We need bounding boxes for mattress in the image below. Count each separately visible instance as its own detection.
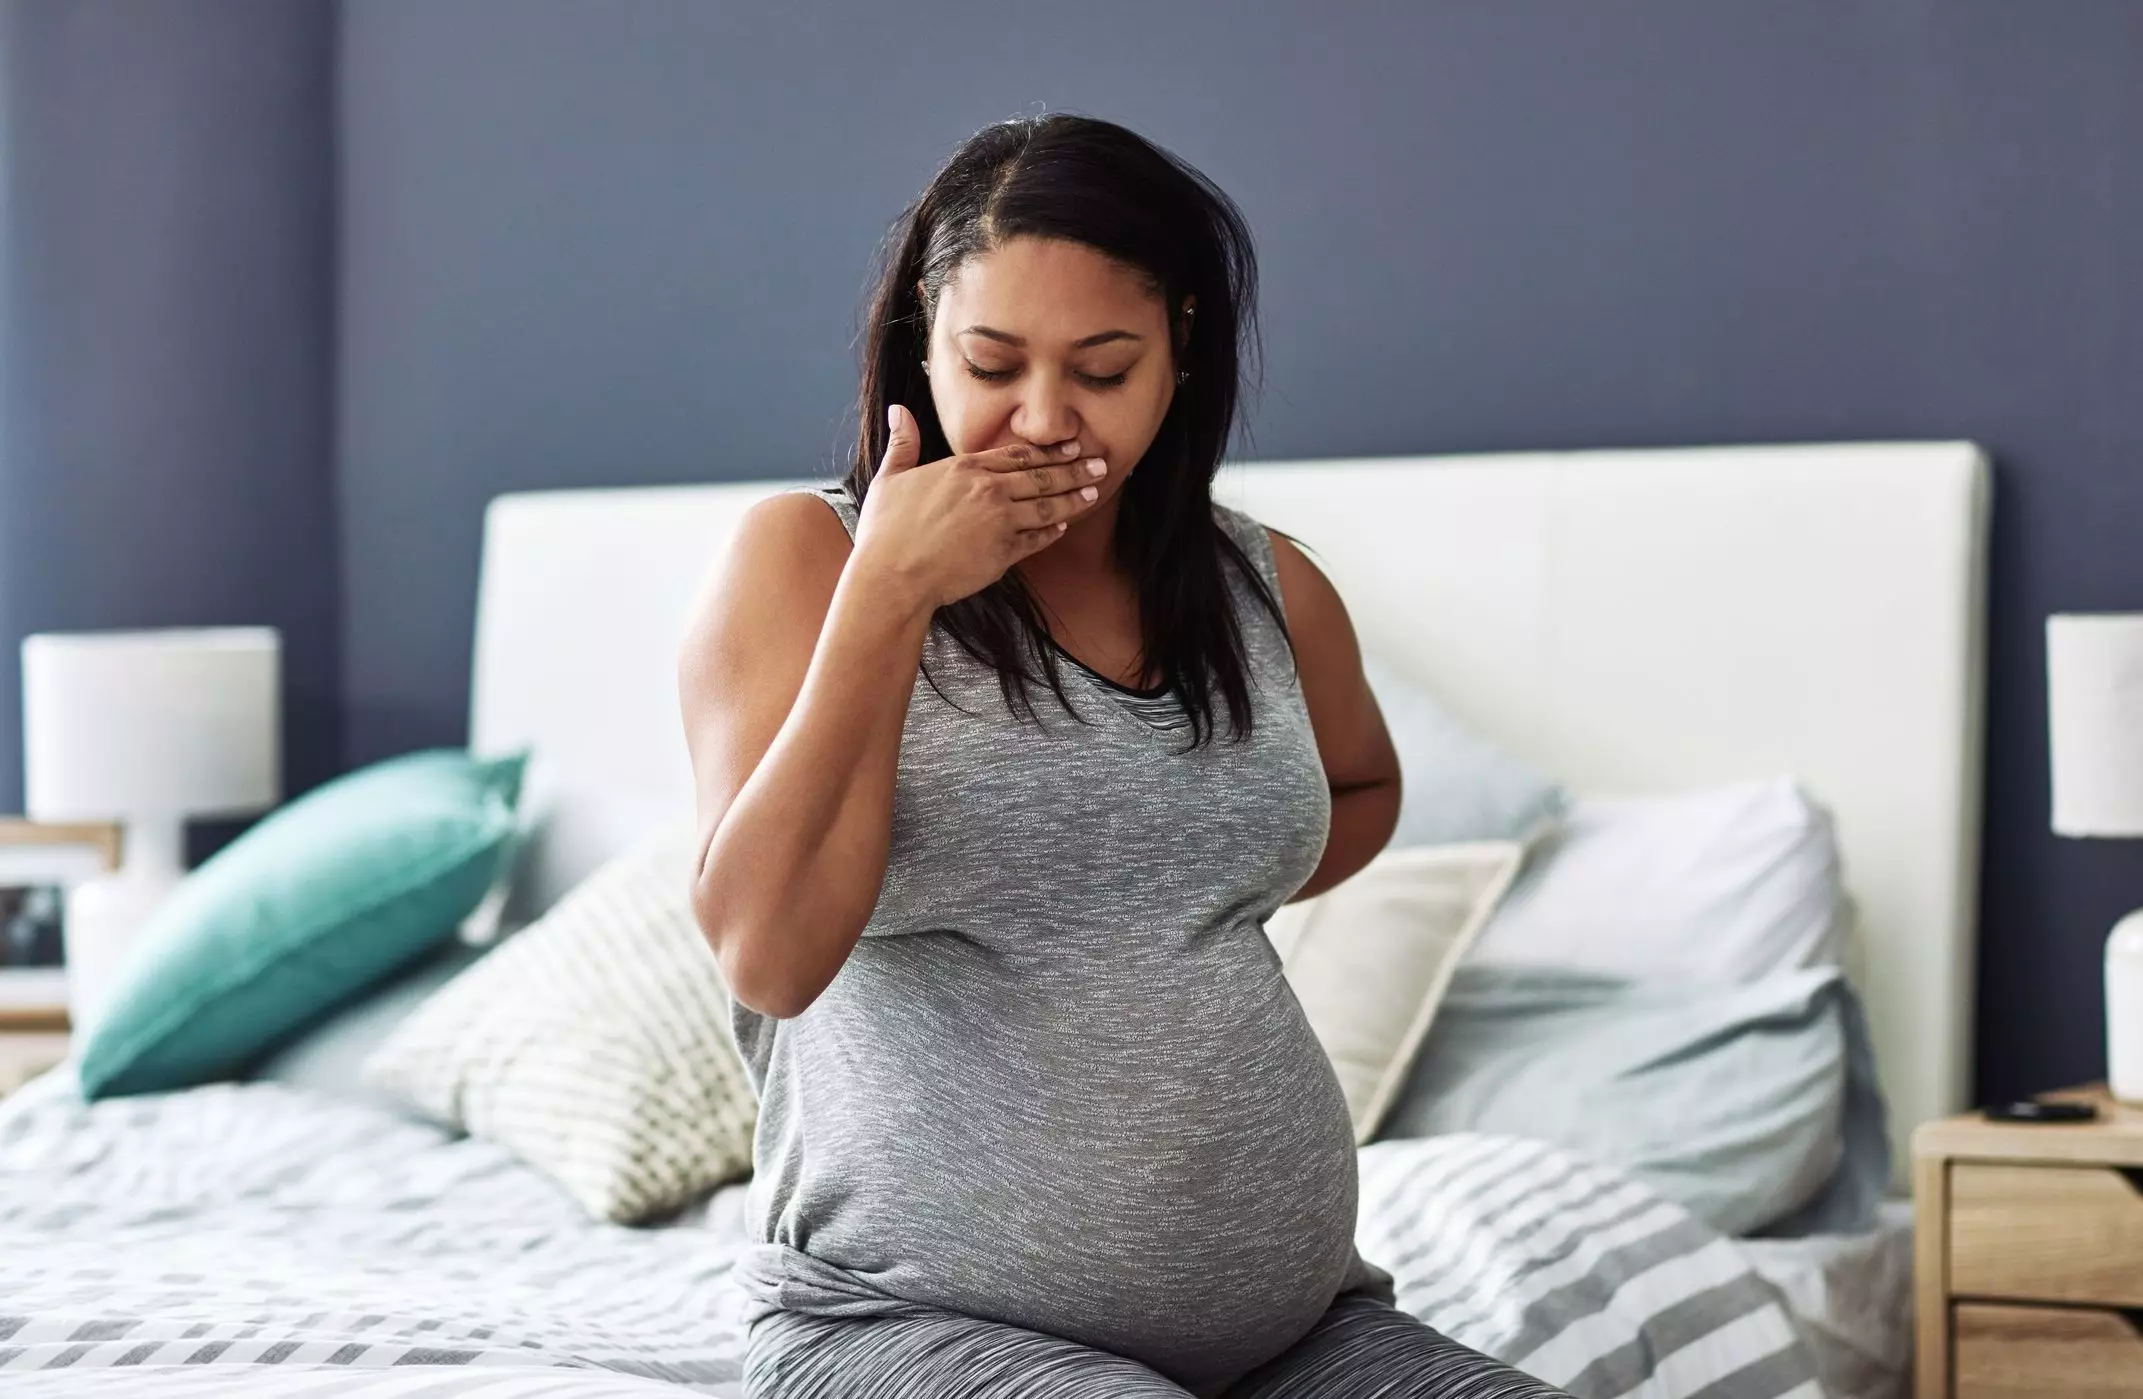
[1,1065,1841,1397]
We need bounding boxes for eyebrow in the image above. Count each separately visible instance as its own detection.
[957,325,1143,350]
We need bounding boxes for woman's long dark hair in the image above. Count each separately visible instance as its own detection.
[845,112,1289,750]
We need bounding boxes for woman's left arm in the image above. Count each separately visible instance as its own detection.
[1266,529,1401,901]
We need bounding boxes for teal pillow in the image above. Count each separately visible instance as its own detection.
[77,747,529,1099]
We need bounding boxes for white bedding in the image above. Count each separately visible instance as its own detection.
[0,1064,1836,1398]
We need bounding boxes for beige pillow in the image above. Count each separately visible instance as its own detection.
[1267,842,1526,1144]
[361,827,756,1224]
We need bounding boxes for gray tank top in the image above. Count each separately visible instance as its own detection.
[730,484,1394,1394]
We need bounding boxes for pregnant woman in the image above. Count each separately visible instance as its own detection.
[681,113,1564,1399]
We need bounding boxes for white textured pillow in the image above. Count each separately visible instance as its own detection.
[361,827,755,1224]
[1466,777,1847,984]
[1267,842,1526,1144]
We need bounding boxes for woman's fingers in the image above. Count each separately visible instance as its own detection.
[978,440,1079,466]
[1012,520,1073,558]
[960,442,1107,500]
[971,440,1080,473]
[1011,483,1103,531]
[1002,457,1107,501]
[990,456,1105,499]
[908,439,1106,559]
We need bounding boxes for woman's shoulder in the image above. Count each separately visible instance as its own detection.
[751,479,857,536]
[796,478,858,515]
[725,484,858,572]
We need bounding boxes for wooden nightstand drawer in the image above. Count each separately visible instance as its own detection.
[1955,1304,2143,1397]
[1951,1164,2143,1307]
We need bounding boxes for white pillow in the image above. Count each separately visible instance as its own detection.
[1465,777,1846,984]
[362,826,756,1224]
[1267,841,1526,1143]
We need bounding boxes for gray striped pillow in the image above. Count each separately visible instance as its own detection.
[361,827,756,1223]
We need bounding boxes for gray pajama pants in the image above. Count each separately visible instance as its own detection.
[743,1290,1572,1399]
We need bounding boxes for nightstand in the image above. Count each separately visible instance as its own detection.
[1915,1084,2143,1398]
[0,1027,71,1098]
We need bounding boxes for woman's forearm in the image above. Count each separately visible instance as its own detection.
[696,558,934,1017]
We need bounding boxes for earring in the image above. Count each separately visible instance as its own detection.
[1176,368,1190,385]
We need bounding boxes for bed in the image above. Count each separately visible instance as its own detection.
[0,439,1990,1397]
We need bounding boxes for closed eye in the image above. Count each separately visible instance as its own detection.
[962,361,1131,390]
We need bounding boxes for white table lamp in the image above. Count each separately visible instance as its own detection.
[2047,613,2143,1101]
[21,627,281,1032]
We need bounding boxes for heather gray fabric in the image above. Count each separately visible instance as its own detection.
[729,484,1396,1396]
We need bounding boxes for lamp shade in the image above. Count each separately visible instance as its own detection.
[22,627,281,821]
[2048,613,2143,838]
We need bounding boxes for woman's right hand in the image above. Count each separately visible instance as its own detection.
[850,403,1111,610]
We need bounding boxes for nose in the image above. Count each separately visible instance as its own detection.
[1009,371,1080,451]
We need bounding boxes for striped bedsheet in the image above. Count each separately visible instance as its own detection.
[0,1067,1818,1398]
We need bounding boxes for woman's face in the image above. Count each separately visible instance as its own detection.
[922,235,1181,508]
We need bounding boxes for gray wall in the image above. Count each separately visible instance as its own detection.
[0,0,341,814]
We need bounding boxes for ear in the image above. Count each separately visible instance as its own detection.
[1175,295,1197,354]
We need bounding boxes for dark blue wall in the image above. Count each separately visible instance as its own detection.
[4,2,2140,1101]
[335,1,2143,1102]
[0,0,342,810]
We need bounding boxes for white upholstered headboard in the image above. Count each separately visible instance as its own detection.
[470,441,1990,1176]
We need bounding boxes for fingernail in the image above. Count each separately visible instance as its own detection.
[1079,485,1099,502]
[886,404,899,430]
[1060,441,1079,455]
[1084,458,1106,477]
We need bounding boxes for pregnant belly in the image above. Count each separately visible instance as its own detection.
[773,942,1364,1391]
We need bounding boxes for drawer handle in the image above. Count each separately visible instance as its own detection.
[2120,1167,2143,1196]
[2125,1310,2143,1338]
